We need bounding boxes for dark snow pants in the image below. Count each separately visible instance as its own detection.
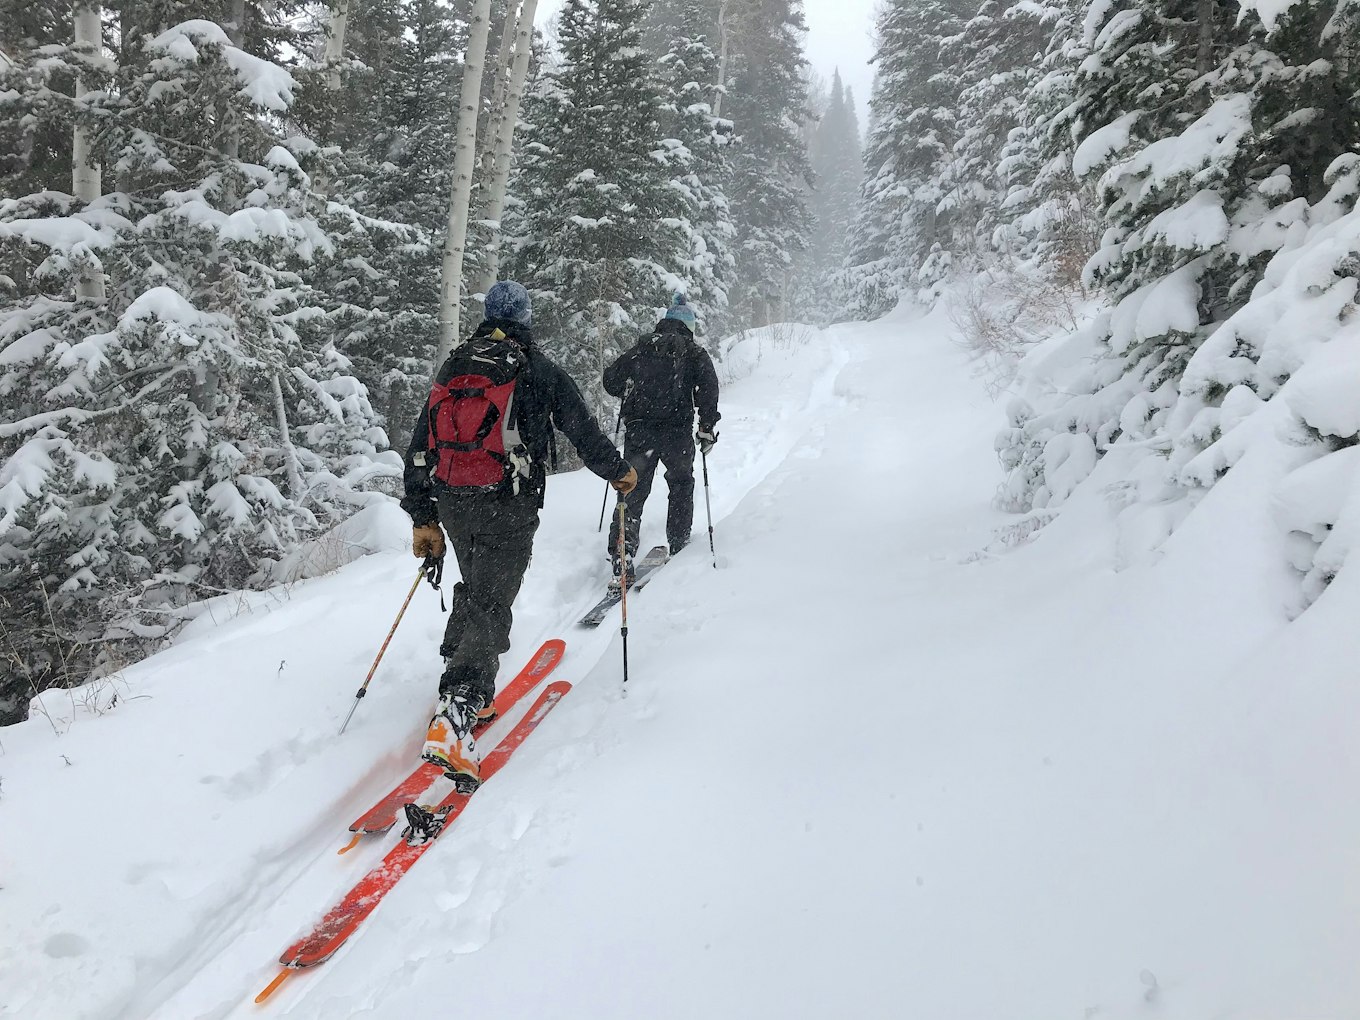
[607,422,696,558]
[436,492,541,705]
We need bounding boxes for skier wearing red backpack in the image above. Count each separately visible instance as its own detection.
[400,281,637,785]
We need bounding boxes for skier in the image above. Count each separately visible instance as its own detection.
[402,281,638,784]
[603,294,720,580]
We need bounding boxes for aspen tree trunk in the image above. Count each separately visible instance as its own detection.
[713,0,732,118]
[474,0,539,297]
[72,0,104,301]
[436,0,496,364]
[484,2,520,155]
[325,0,352,91]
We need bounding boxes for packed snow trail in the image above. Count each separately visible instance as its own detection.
[4,308,1360,1019]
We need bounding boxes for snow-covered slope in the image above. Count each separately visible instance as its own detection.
[4,308,1358,1019]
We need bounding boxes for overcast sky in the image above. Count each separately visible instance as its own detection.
[534,0,878,128]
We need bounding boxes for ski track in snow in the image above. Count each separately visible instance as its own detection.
[4,310,1360,1018]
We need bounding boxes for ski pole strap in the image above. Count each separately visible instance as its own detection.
[423,554,446,611]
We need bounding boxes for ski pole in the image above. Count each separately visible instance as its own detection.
[616,500,631,694]
[701,447,716,569]
[598,404,625,532]
[339,556,440,734]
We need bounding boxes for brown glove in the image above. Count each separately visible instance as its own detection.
[610,466,639,495]
[412,523,445,558]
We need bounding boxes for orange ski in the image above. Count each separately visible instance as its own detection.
[342,638,565,845]
[256,681,571,1002]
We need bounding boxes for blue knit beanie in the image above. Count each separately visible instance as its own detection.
[485,280,532,325]
[664,293,696,331]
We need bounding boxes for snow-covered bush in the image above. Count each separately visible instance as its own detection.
[948,259,1087,395]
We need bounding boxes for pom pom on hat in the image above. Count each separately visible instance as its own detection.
[664,293,696,331]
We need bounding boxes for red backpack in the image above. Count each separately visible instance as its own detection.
[425,329,533,494]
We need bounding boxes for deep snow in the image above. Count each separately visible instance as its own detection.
[2,308,1357,1019]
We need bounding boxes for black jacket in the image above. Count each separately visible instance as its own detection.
[401,318,629,526]
[603,319,721,430]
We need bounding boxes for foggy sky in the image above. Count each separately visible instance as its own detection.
[535,0,877,128]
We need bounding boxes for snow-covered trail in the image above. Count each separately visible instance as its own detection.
[5,306,1360,1019]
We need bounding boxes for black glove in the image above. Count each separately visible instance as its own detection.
[696,426,718,455]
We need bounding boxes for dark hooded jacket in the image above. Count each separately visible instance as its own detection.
[401,318,629,526]
[603,319,721,430]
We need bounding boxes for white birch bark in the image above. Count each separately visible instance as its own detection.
[713,0,732,118]
[324,0,352,91]
[72,0,104,301]
[484,2,520,154]
[436,0,496,364]
[474,0,539,297]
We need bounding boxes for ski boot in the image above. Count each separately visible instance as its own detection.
[422,687,486,792]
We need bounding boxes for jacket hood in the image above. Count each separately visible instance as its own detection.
[477,317,537,348]
[653,317,694,339]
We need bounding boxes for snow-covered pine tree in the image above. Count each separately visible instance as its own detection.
[938,0,1050,261]
[0,0,85,201]
[843,0,972,317]
[997,0,1360,528]
[655,22,738,344]
[0,13,397,723]
[306,0,465,433]
[793,68,861,323]
[719,0,813,326]
[993,0,1096,279]
[504,0,687,417]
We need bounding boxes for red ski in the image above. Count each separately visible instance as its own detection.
[256,680,572,1004]
[339,638,565,849]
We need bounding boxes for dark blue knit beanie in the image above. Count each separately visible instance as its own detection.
[485,280,532,325]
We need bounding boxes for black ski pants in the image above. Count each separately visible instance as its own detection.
[436,492,540,706]
[607,422,695,558]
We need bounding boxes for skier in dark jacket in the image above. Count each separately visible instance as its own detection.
[603,294,720,577]
[402,281,637,783]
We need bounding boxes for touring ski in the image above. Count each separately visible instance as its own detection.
[579,545,669,627]
[256,680,572,1003]
[339,638,565,848]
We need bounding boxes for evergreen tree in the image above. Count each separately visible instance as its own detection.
[505,0,687,416]
[0,14,397,723]
[793,68,861,323]
[993,0,1095,278]
[996,0,1360,519]
[939,0,1050,259]
[656,26,738,343]
[313,0,464,433]
[844,0,972,317]
[0,0,82,201]
[721,0,813,325]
